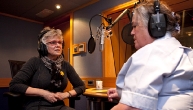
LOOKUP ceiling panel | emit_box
[0,0,193,23]
[0,0,95,23]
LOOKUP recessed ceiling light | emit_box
[56,4,61,9]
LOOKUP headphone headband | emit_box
[38,30,50,41]
[154,0,160,13]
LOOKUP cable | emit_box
[89,14,112,38]
[110,36,117,77]
[124,44,128,62]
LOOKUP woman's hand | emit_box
[42,90,58,103]
[107,88,119,102]
[54,92,69,100]
[25,87,58,103]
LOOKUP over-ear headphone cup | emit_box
[38,42,48,56]
[148,14,167,38]
[37,30,50,57]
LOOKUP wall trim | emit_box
[0,77,116,88]
[0,12,43,24]
[0,78,11,87]
[81,77,116,88]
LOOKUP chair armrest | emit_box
[3,92,22,98]
[68,96,80,100]
[3,92,24,110]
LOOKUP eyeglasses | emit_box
[46,41,63,45]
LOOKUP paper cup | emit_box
[96,80,103,89]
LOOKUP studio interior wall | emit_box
[73,1,131,110]
[73,0,130,77]
[0,15,43,78]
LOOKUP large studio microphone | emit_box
[106,8,129,30]
[88,14,112,54]
[100,28,105,51]
[100,8,129,51]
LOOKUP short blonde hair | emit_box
[40,27,63,44]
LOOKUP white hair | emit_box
[41,28,63,44]
[134,6,150,27]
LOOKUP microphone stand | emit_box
[89,14,112,38]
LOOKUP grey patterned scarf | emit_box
[41,55,64,92]
[41,55,64,71]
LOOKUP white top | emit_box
[116,32,193,110]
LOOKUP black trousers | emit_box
[26,105,75,110]
[25,99,75,110]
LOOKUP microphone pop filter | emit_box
[88,36,96,54]
[121,23,134,45]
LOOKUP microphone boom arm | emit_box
[106,9,129,30]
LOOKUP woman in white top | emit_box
[107,0,193,110]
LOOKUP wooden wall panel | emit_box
[168,0,193,12]
[103,36,116,77]
[103,0,137,77]
[110,12,121,75]
[0,78,11,87]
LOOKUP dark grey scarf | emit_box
[41,55,64,92]
[41,55,64,71]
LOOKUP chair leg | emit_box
[69,98,75,108]
[69,97,80,108]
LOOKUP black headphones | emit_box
[37,30,50,57]
[148,0,167,38]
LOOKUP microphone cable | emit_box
[89,14,112,39]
